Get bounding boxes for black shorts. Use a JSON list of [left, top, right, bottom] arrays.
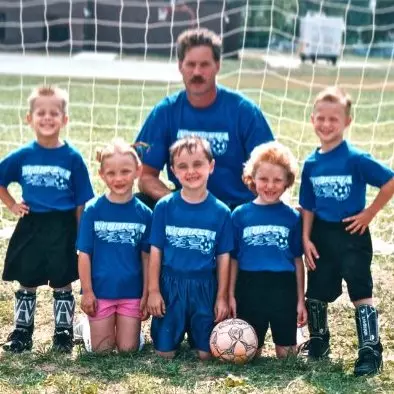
[[236, 270, 297, 347], [306, 217, 373, 303], [2, 210, 78, 288]]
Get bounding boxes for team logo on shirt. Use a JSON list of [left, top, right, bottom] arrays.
[[310, 175, 352, 201], [94, 221, 146, 245], [177, 129, 229, 155], [243, 225, 289, 250], [22, 165, 71, 190], [166, 225, 215, 254]]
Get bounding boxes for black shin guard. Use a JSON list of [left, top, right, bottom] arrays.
[[14, 289, 36, 334], [3, 290, 36, 352], [53, 290, 75, 333], [355, 304, 380, 349], [302, 298, 330, 359], [306, 298, 329, 338], [354, 304, 383, 376]]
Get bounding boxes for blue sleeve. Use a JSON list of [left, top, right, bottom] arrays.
[[77, 204, 95, 255], [357, 153, 394, 188], [290, 215, 303, 258], [149, 202, 166, 249], [140, 208, 153, 253], [72, 154, 95, 206], [299, 165, 315, 211], [240, 100, 274, 156], [216, 209, 234, 255], [0, 150, 21, 187], [135, 103, 170, 171]]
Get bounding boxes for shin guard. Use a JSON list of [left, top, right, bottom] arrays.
[[355, 304, 379, 348], [53, 290, 75, 331], [14, 289, 36, 334], [306, 298, 329, 337]]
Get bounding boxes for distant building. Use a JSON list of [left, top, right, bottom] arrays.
[[0, 1, 241, 56]]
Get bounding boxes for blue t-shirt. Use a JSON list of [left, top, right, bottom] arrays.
[[232, 201, 302, 272], [135, 85, 274, 206], [0, 141, 94, 212], [299, 140, 394, 222], [77, 195, 152, 299], [149, 191, 233, 273]]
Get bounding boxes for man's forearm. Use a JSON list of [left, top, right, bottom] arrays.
[[138, 174, 172, 201]]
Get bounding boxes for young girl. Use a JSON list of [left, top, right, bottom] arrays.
[[229, 141, 307, 358], [77, 137, 152, 353]]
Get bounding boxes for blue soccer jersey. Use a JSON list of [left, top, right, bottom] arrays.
[[299, 140, 394, 222], [77, 195, 152, 299], [149, 191, 233, 273], [0, 141, 94, 212], [135, 85, 274, 206], [232, 201, 302, 272]]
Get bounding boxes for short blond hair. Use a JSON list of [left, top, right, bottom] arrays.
[[27, 85, 69, 114], [97, 137, 141, 169], [313, 86, 352, 116], [243, 141, 298, 194]]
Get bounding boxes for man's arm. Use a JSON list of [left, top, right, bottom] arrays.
[[138, 164, 172, 201]]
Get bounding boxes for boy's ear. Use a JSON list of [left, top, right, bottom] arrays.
[[26, 112, 32, 124], [136, 164, 143, 178], [345, 115, 352, 127], [209, 159, 215, 174], [62, 114, 69, 126]]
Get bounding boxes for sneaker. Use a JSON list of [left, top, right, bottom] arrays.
[[53, 329, 73, 353], [2, 328, 33, 353], [299, 336, 330, 359], [354, 346, 383, 377]]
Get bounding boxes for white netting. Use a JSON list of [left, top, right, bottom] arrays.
[[0, 0, 393, 251]]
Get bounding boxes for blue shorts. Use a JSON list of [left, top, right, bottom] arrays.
[[151, 267, 217, 353]]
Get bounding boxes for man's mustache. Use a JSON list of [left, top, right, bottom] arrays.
[[190, 76, 205, 83]]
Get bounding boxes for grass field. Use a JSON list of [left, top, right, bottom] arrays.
[[0, 56, 393, 393]]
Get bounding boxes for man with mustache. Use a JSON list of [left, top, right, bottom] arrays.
[[135, 28, 274, 210]]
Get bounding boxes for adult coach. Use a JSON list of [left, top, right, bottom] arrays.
[[135, 28, 274, 210]]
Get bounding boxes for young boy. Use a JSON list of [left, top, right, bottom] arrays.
[[299, 86, 394, 376], [0, 86, 94, 353], [147, 136, 233, 360]]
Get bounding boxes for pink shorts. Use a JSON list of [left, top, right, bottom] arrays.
[[89, 298, 141, 321]]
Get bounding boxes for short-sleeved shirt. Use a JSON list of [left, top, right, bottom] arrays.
[[77, 195, 152, 299], [149, 191, 233, 273], [232, 201, 302, 272], [0, 141, 94, 212], [135, 85, 274, 206], [299, 140, 394, 222]]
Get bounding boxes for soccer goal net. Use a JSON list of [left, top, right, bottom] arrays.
[[0, 0, 393, 251]]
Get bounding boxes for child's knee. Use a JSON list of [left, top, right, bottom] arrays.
[[155, 350, 176, 359], [197, 350, 211, 361], [275, 345, 296, 359], [118, 343, 139, 353]]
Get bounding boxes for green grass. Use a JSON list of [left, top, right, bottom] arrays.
[[0, 57, 394, 393]]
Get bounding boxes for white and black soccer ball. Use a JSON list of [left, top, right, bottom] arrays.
[[209, 318, 258, 364]]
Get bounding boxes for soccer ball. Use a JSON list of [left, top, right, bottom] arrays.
[[209, 318, 258, 364]]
